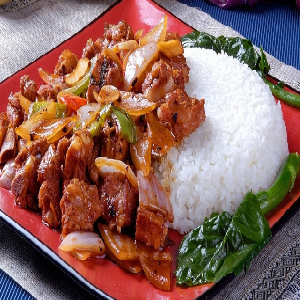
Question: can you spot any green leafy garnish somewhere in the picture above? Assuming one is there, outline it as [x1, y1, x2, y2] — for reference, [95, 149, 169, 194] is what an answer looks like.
[176, 192, 271, 286]
[176, 153, 300, 286]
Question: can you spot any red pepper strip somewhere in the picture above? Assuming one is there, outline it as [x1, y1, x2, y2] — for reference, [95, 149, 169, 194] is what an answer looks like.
[59, 94, 87, 112]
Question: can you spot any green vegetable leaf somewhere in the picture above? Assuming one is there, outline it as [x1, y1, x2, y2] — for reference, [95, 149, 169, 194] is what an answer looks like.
[176, 191, 271, 286]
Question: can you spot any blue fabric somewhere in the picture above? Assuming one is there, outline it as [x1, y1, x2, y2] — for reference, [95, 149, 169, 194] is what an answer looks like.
[0, 269, 34, 300]
[177, 0, 300, 71]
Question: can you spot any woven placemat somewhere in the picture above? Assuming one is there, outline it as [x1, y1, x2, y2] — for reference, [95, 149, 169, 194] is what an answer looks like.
[1, 1, 300, 299]
[0, 0, 38, 12]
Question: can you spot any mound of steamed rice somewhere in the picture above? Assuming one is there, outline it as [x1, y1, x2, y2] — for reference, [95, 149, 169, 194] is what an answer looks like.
[154, 48, 289, 234]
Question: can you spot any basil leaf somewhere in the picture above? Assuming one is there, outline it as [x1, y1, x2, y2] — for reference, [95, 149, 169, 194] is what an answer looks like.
[176, 191, 271, 286]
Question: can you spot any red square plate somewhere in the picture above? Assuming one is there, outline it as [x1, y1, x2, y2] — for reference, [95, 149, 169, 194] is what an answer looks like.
[1, 0, 300, 299]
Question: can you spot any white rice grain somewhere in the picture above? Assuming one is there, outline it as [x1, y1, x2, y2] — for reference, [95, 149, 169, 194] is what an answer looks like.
[154, 48, 289, 234]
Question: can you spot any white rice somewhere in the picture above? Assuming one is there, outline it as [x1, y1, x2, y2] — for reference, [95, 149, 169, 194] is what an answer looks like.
[154, 48, 289, 234]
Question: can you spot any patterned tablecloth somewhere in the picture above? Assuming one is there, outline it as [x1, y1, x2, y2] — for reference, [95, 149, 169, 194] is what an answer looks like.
[1, 0, 300, 299]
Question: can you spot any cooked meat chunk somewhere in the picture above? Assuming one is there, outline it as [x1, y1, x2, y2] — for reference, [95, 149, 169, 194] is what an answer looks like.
[12, 155, 41, 210]
[15, 138, 49, 167]
[38, 179, 61, 229]
[104, 20, 134, 47]
[82, 38, 106, 60]
[11, 138, 49, 210]
[157, 89, 205, 140]
[37, 144, 61, 183]
[142, 60, 176, 102]
[54, 49, 78, 76]
[88, 141, 101, 185]
[87, 48, 123, 102]
[20, 75, 37, 102]
[0, 125, 16, 164]
[100, 117, 129, 161]
[56, 137, 71, 168]
[64, 130, 94, 181]
[135, 207, 168, 249]
[6, 93, 24, 128]
[0, 113, 9, 148]
[98, 172, 138, 232]
[37, 83, 61, 101]
[161, 53, 189, 85]
[60, 178, 101, 238]
[165, 32, 181, 41]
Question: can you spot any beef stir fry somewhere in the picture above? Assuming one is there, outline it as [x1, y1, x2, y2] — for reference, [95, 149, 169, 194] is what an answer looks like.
[0, 16, 205, 290]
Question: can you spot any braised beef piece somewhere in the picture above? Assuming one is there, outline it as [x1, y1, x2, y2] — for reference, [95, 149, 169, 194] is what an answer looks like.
[160, 53, 190, 85]
[103, 20, 134, 47]
[0, 113, 9, 148]
[0, 125, 16, 164]
[56, 137, 71, 168]
[39, 179, 61, 229]
[54, 49, 78, 76]
[87, 49, 123, 102]
[135, 207, 168, 250]
[20, 75, 37, 102]
[165, 32, 181, 41]
[98, 172, 138, 233]
[37, 144, 62, 183]
[100, 116, 129, 162]
[157, 89, 205, 140]
[6, 93, 24, 128]
[88, 141, 101, 185]
[60, 178, 101, 238]
[37, 83, 61, 101]
[64, 130, 94, 181]
[11, 138, 49, 210]
[37, 144, 63, 229]
[82, 38, 107, 60]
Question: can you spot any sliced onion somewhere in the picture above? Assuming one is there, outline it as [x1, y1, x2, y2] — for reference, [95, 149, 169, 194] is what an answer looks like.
[38, 68, 60, 84]
[19, 94, 32, 114]
[113, 40, 139, 54]
[157, 40, 184, 58]
[0, 158, 17, 190]
[139, 15, 168, 47]
[15, 101, 57, 141]
[123, 41, 159, 92]
[95, 157, 138, 189]
[59, 231, 105, 260]
[137, 170, 174, 223]
[65, 57, 90, 86]
[77, 103, 101, 128]
[98, 223, 139, 261]
[139, 253, 172, 291]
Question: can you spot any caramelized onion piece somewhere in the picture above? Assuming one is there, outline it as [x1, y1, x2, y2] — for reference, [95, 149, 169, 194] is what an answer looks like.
[130, 134, 152, 176]
[98, 223, 139, 261]
[95, 157, 138, 189]
[59, 231, 105, 260]
[65, 57, 90, 86]
[19, 94, 32, 114]
[113, 40, 139, 54]
[157, 40, 184, 58]
[15, 101, 57, 141]
[139, 15, 168, 47]
[137, 170, 174, 223]
[123, 41, 159, 92]
[146, 112, 177, 157]
[139, 253, 172, 291]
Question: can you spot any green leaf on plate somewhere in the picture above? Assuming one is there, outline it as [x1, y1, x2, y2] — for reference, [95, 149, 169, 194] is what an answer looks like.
[175, 191, 272, 286]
